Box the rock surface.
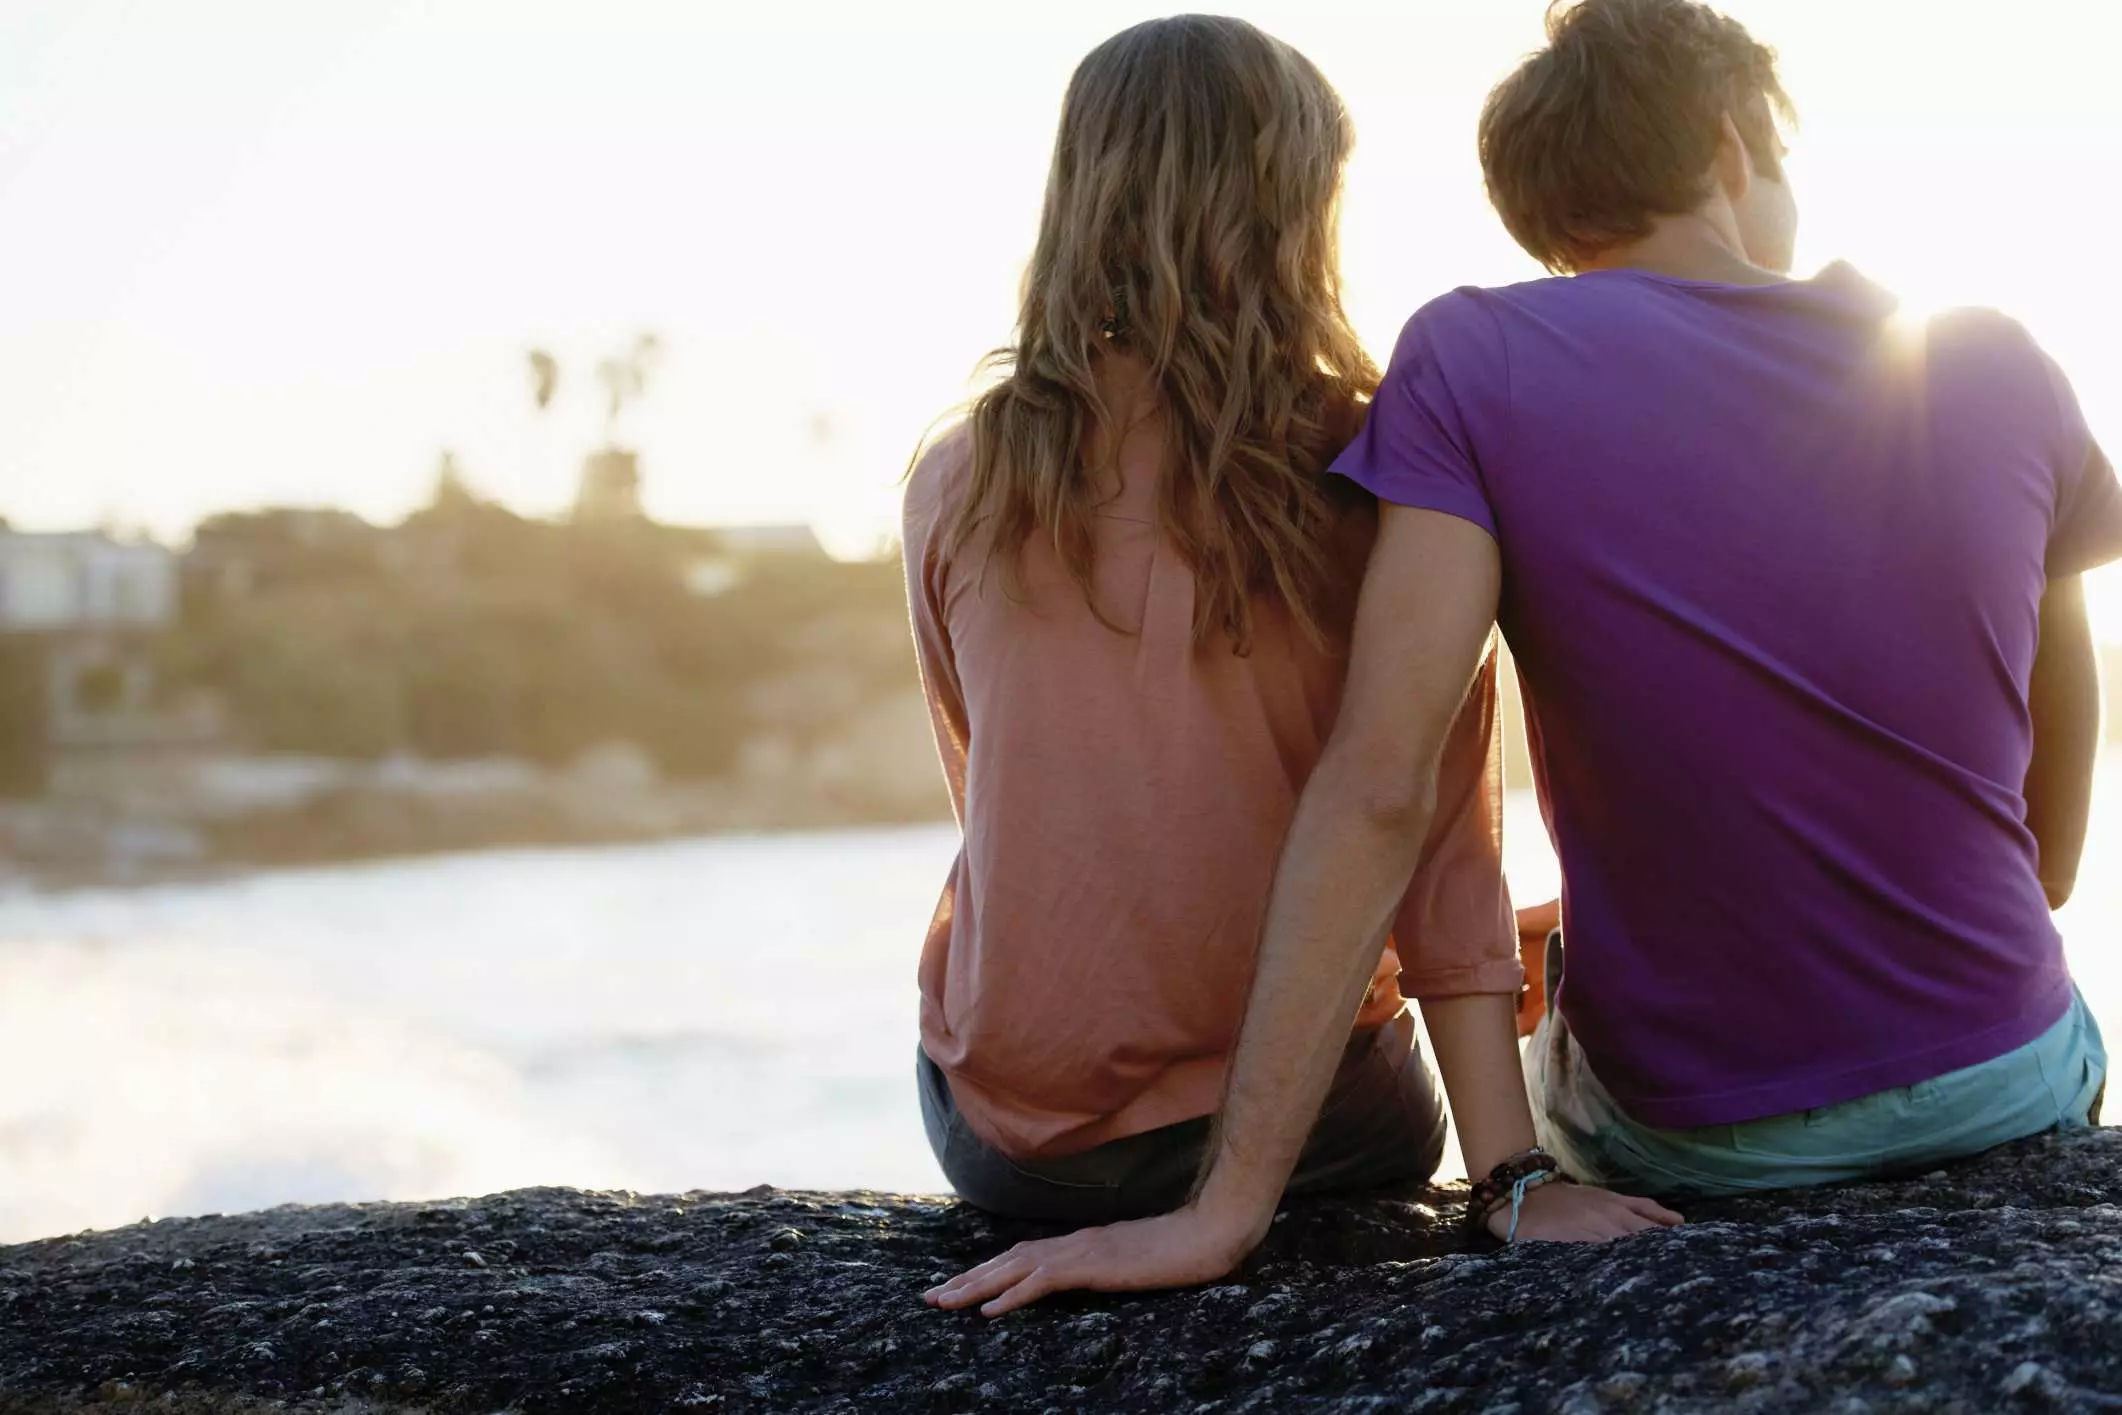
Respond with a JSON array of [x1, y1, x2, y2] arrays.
[[4, 1130, 2122, 1413]]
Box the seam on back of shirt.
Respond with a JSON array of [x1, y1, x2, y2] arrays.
[[1467, 287, 1516, 519]]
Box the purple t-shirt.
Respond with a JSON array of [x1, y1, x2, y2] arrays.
[[1336, 263, 2122, 1128]]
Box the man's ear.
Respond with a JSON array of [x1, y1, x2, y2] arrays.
[[1712, 112, 1754, 202]]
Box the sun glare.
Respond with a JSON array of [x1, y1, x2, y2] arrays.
[[1884, 292, 1937, 337]]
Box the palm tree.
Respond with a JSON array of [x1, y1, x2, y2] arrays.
[[429, 449, 478, 516], [529, 335, 662, 522], [526, 349, 562, 511], [595, 333, 663, 441], [528, 349, 560, 413]]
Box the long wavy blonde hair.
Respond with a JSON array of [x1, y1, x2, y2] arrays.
[[945, 15, 1380, 653]]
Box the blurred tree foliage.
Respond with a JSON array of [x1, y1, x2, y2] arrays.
[[165, 498, 913, 778], [156, 496, 2122, 781]]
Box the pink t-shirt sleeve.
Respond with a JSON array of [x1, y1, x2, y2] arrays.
[[2042, 348, 2122, 576], [1332, 290, 1504, 539], [1391, 643, 1523, 999], [901, 431, 973, 817], [1335, 293, 1517, 996]]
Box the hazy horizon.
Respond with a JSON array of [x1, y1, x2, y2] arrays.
[[3, 0, 2118, 625]]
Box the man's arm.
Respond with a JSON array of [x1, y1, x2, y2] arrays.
[[2026, 573, 2101, 909], [926, 508, 1674, 1318], [1185, 508, 1515, 1219]]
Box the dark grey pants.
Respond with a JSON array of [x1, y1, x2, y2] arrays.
[[918, 1008, 1448, 1224]]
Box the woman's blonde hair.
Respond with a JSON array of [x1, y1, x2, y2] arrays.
[[946, 15, 1379, 653]]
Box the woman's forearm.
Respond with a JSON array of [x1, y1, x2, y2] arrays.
[[1419, 991, 1541, 1179]]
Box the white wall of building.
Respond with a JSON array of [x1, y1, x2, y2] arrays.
[[0, 533, 177, 631]]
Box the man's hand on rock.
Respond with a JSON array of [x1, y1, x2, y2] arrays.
[[923, 1199, 1263, 1318], [1489, 1180, 1682, 1243]]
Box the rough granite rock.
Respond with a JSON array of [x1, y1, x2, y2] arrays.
[[3, 1130, 2122, 1413]]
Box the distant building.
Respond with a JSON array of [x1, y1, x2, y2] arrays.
[[0, 531, 176, 630], [683, 558, 745, 599], [713, 523, 825, 558], [575, 448, 644, 523], [677, 523, 828, 599], [0, 531, 184, 796]]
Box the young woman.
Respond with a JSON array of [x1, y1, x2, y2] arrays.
[[901, 15, 1521, 1224]]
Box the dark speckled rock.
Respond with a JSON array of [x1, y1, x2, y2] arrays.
[[3, 1130, 2121, 1413]]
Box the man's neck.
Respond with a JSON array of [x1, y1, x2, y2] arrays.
[[1580, 215, 1786, 287]]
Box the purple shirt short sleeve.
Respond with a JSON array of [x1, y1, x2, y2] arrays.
[[2047, 354, 2122, 572], [1333, 292, 1502, 539]]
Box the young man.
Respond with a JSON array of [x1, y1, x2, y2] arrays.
[[931, 0, 2119, 1315]]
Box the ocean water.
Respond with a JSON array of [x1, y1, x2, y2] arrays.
[[0, 771, 2114, 1243]]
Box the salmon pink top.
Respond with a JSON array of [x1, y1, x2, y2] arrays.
[[904, 416, 1520, 1160]]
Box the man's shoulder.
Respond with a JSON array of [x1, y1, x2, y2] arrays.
[[1910, 305, 2062, 419], [1921, 302, 2038, 353], [1395, 278, 1552, 328], [1383, 283, 1532, 380], [1445, 272, 1605, 316], [1386, 275, 1595, 361]]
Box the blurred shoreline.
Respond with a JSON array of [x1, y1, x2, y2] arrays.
[[2, 503, 2113, 894], [0, 738, 953, 893], [1, 494, 954, 891]]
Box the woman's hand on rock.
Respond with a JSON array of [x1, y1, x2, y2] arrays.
[[923, 1201, 1261, 1318], [1490, 1181, 1682, 1243]]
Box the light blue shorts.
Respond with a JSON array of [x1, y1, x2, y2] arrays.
[[1525, 935, 2107, 1199]]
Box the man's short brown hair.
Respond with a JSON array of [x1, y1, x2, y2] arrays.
[[1479, 0, 1793, 273]]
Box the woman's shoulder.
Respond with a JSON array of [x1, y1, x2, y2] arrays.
[[905, 417, 975, 517], [907, 417, 975, 505], [902, 418, 979, 569]]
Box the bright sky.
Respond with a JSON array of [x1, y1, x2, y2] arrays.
[[1, 0, 2117, 630]]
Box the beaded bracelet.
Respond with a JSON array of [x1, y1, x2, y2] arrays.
[[1494, 1167, 1569, 1243], [1465, 1147, 1576, 1244]]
